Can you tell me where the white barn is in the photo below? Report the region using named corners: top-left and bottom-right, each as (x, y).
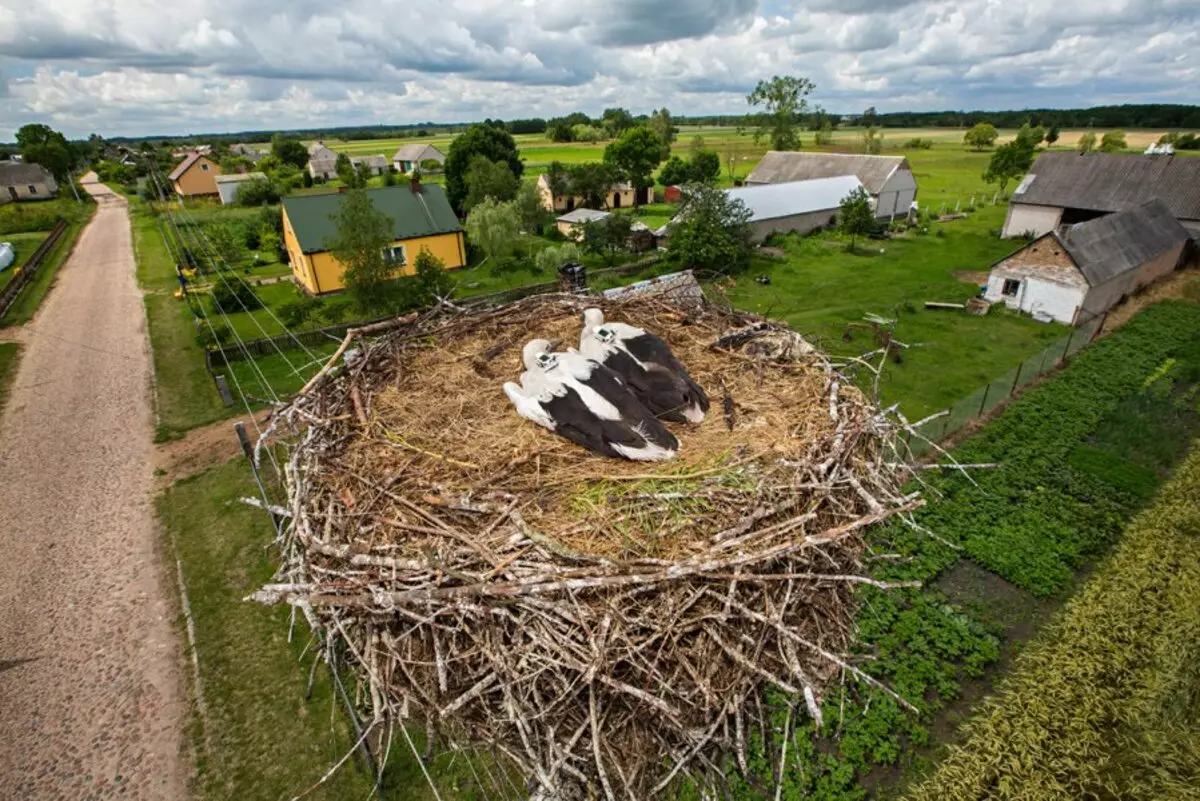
top-left (985, 200), bottom-right (1190, 325)
top-left (726, 176), bottom-right (865, 243)
top-left (745, 152), bottom-right (917, 219)
top-left (215, 172), bottom-right (267, 205)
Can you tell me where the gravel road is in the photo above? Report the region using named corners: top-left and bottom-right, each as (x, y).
top-left (0, 180), bottom-right (187, 798)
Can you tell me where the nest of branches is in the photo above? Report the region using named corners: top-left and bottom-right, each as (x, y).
top-left (253, 286), bottom-right (922, 798)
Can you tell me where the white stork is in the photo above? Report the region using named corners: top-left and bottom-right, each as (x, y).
top-left (503, 339), bottom-right (679, 461)
top-left (579, 308), bottom-right (709, 424)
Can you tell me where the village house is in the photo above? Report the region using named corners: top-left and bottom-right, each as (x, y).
top-left (556, 208), bottom-right (611, 240)
top-left (168, 152), bottom-right (221, 198)
top-left (351, 155), bottom-right (390, 176)
top-left (392, 144), bottom-right (446, 174)
top-left (985, 200), bottom-right (1190, 325)
top-left (215, 172), bottom-right (267, 205)
top-left (745, 152), bottom-right (917, 219)
top-left (230, 143), bottom-right (265, 163)
top-left (725, 176), bottom-right (865, 243)
top-left (281, 178), bottom-right (466, 296)
top-left (307, 142), bottom-right (339, 181)
top-left (0, 162), bottom-right (58, 203)
top-left (1002, 151), bottom-right (1200, 239)
top-left (537, 174), bottom-right (644, 213)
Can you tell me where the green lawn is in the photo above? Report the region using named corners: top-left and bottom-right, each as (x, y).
top-left (0, 342), bottom-right (19, 413)
top-left (0, 232), bottom-right (49, 292)
top-left (724, 205), bottom-right (1065, 418)
top-left (0, 213), bottom-right (94, 327)
top-left (160, 459), bottom-right (488, 800)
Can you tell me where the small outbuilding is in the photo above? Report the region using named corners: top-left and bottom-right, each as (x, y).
top-left (556, 207), bottom-right (610, 240)
top-left (726, 176), bottom-right (865, 243)
top-left (392, 144), bottom-right (445, 174)
top-left (215, 172), bottom-right (268, 205)
top-left (0, 162), bottom-right (58, 203)
top-left (745, 152), bottom-right (916, 219)
top-left (351, 155), bottom-right (390, 176)
top-left (985, 199), bottom-right (1190, 325)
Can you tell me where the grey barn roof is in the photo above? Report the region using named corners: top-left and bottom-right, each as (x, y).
top-left (726, 175), bottom-right (865, 223)
top-left (558, 208), bottom-right (611, 224)
top-left (1058, 199), bottom-right (1190, 286)
top-left (746, 152), bottom-right (908, 194)
top-left (1012, 152), bottom-right (1200, 222)
top-left (0, 161), bottom-right (55, 185)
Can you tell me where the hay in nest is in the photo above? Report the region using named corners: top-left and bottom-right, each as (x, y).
top-left (253, 288), bottom-right (923, 798)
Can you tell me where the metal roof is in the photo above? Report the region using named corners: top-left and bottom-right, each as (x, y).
top-left (1058, 199), bottom-right (1191, 286)
top-left (725, 175), bottom-right (865, 223)
top-left (351, 155), bottom-right (390, 168)
top-left (215, 172), bottom-right (267, 184)
top-left (281, 185), bottom-right (462, 253)
top-left (558, 208), bottom-right (611, 224)
top-left (1012, 152), bottom-right (1200, 221)
top-left (745, 152), bottom-right (908, 194)
top-left (393, 144), bottom-right (445, 162)
top-left (0, 161), bottom-right (55, 185)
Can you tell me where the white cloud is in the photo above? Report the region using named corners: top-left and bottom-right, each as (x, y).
top-left (0, 0), bottom-right (1194, 137)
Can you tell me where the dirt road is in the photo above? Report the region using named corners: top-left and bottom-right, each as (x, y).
top-left (0, 181), bottom-right (187, 798)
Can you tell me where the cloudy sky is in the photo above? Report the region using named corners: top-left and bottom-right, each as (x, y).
top-left (0, 0), bottom-right (1196, 139)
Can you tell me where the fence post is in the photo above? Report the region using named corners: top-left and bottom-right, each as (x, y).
top-left (214, 375), bottom-right (234, 407)
top-left (978, 383), bottom-right (990, 417)
top-left (1010, 361), bottom-right (1023, 398)
top-left (1063, 326), bottom-right (1076, 362)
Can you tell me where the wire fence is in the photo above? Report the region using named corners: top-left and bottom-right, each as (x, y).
top-left (906, 311), bottom-right (1106, 456)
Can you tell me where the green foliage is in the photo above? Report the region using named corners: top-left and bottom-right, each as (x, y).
top-left (659, 150), bottom-right (720, 186)
top-left (278, 294), bottom-right (320, 328)
top-left (464, 197), bottom-right (520, 265)
top-left (747, 75), bottom-right (816, 151)
top-left (1045, 124), bottom-right (1061, 145)
top-left (463, 155), bottom-right (519, 211)
top-left (983, 140), bottom-right (1036, 195)
top-left (319, 301), bottom-right (350, 325)
top-left (904, 137), bottom-right (935, 150)
top-left (838, 186), bottom-right (876, 251)
top-left (601, 107), bottom-right (635, 138)
top-left (209, 275), bottom-right (262, 313)
top-left (235, 177), bottom-right (280, 206)
top-left (514, 181), bottom-right (550, 233)
top-left (412, 247), bottom-right (454, 306)
top-left (603, 126), bottom-right (666, 205)
top-left (444, 124), bottom-right (523, 211)
top-left (17, 123), bottom-right (77, 180)
top-left (814, 117), bottom-right (834, 146)
top-left (270, 134), bottom-right (309, 169)
top-left (860, 127), bottom-right (884, 154)
top-left (194, 321), bottom-right (232, 348)
top-left (658, 157), bottom-right (690, 187)
top-left (1014, 122), bottom-right (1046, 149)
top-left (1078, 130), bottom-right (1097, 153)
top-left (567, 162), bottom-right (621, 209)
top-left (323, 188), bottom-right (397, 314)
top-left (535, 242), bottom-right (582, 274)
top-left (205, 221), bottom-right (248, 266)
top-left (258, 205), bottom-right (283, 238)
top-left (648, 108), bottom-right (675, 156)
top-left (1099, 130), bottom-right (1128, 152)
top-left (667, 182), bottom-right (754, 274)
top-left (963, 122), bottom-right (999, 150)
top-left (580, 214), bottom-right (633, 265)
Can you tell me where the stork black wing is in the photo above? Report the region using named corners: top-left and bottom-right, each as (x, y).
top-left (621, 334), bottom-right (710, 415)
top-left (542, 384), bottom-right (677, 458)
top-left (575, 364), bottom-right (680, 451)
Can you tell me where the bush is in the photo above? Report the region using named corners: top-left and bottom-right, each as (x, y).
top-left (209, 275), bottom-right (262, 313)
top-left (258, 206), bottom-right (283, 238)
top-left (242, 223), bottom-right (261, 251)
top-left (278, 295), bottom-right (319, 328)
top-left (320, 301), bottom-right (350, 325)
top-left (194, 322), bottom-right (232, 348)
top-left (236, 177), bottom-right (281, 206)
top-left (904, 137), bottom-right (934, 149)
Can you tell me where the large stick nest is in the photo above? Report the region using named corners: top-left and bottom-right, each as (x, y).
top-left (253, 285), bottom-right (920, 797)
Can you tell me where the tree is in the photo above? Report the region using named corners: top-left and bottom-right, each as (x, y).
top-left (571, 124), bottom-right (605, 143)
top-left (814, 117), bottom-right (834, 146)
top-left (16, 123), bottom-right (75, 180)
top-left (1045, 124), bottom-right (1061, 146)
top-left (463, 155), bottom-right (519, 211)
top-left (648, 108), bottom-right (675, 157)
top-left (838, 187), bottom-right (876, 252)
top-left (355, 162), bottom-right (373, 187)
top-left (601, 108), bottom-right (635, 138)
top-left (1078, 131), bottom-right (1097, 154)
top-left (568, 162), bottom-right (620, 209)
top-left (412, 247), bottom-right (454, 306)
top-left (963, 122), bottom-right (999, 150)
top-left (206, 222), bottom-right (248, 266)
top-left (1015, 122), bottom-right (1045, 150)
top-left (581, 214), bottom-right (633, 265)
top-left (444, 124), bottom-right (524, 212)
top-left (546, 119), bottom-right (574, 143)
top-left (689, 150), bottom-right (721, 184)
top-left (658, 157), bottom-right (690, 187)
top-left (747, 75), bottom-right (815, 151)
top-left (324, 188), bottom-right (398, 314)
top-left (861, 106), bottom-right (878, 126)
top-left (604, 127), bottom-right (665, 208)
top-left (335, 153), bottom-right (357, 186)
top-left (535, 242), bottom-right (582, 274)
top-left (1099, 130), bottom-right (1127, 152)
top-left (464, 197), bottom-right (520, 266)
top-left (860, 127), bottom-right (884, 154)
top-left (983, 141), bottom-right (1036, 196)
top-left (271, 134), bottom-right (309, 169)
top-left (545, 160), bottom-right (571, 199)
top-left (236, 177), bottom-right (280, 206)
top-left (514, 181), bottom-right (550, 233)
top-left (210, 276), bottom-right (261, 313)
top-left (667, 183), bottom-right (754, 274)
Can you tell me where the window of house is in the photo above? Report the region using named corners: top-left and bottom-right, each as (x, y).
top-left (382, 245), bottom-right (407, 266)
top-left (27, 185), bottom-right (37, 195)
top-left (200, 163), bottom-right (209, 171)
top-left (1002, 278), bottom-right (1021, 297)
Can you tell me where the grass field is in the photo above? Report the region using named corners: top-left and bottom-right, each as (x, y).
top-left (0, 215), bottom-right (94, 327)
top-left (0, 231), bottom-right (50, 292)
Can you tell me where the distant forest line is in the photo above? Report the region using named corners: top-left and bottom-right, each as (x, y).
top-left (32, 103), bottom-right (1200, 147)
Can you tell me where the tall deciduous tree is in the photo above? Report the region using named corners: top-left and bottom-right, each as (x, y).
top-left (838, 187), bottom-right (876, 252)
top-left (271, 134), bottom-right (310, 169)
top-left (16, 123), bottom-right (76, 180)
top-left (463, 155), bottom-right (519, 211)
top-left (983, 141), bottom-right (1037, 196)
top-left (445, 125), bottom-right (524, 212)
top-left (860, 127), bottom-right (884, 155)
top-left (324, 188), bottom-right (398, 314)
top-left (747, 75), bottom-right (815, 151)
top-left (464, 197), bottom-right (520, 266)
top-left (1045, 124), bottom-right (1061, 146)
top-left (963, 122), bottom-right (999, 150)
top-left (581, 214), bottom-right (633, 265)
top-left (668, 183), bottom-right (754, 273)
top-left (568, 162), bottom-right (620, 209)
top-left (601, 108), bottom-right (635, 138)
top-left (514, 181), bottom-right (550, 233)
top-left (1015, 122), bottom-right (1046, 150)
top-left (1099, 130), bottom-right (1127, 152)
top-left (604, 127), bottom-right (665, 208)
top-left (648, 108), bottom-right (675, 157)
top-left (1078, 131), bottom-right (1097, 153)
top-left (412, 247), bottom-right (454, 306)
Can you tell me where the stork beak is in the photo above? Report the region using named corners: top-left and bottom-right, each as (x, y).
top-left (546, 338), bottom-right (563, 351)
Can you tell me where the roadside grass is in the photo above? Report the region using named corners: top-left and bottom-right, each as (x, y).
top-left (0, 342), bottom-right (19, 413)
top-left (224, 342), bottom-right (339, 401)
top-left (0, 195), bottom-right (92, 233)
top-left (723, 205), bottom-right (1063, 418)
top-left (0, 231), bottom-right (51, 291)
top-left (0, 213), bottom-right (95, 327)
top-left (161, 459), bottom-right (489, 800)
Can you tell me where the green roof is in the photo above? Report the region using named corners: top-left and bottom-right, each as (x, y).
top-left (282, 185), bottom-right (462, 253)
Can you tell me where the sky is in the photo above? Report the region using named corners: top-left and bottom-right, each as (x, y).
top-left (0, 0), bottom-right (1196, 140)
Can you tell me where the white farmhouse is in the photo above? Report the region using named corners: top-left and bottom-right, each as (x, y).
top-left (745, 152), bottom-right (916, 219)
top-left (985, 199), bottom-right (1190, 325)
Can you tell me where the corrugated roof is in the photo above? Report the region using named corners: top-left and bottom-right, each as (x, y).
top-left (393, 144), bottom-right (445, 162)
top-left (281, 185), bottom-right (462, 253)
top-left (558, 208), bottom-right (611, 224)
top-left (1013, 152), bottom-right (1200, 221)
top-left (1058, 199), bottom-right (1190, 286)
top-left (351, 155), bottom-right (390, 168)
top-left (215, 172), bottom-right (267, 184)
top-left (168, 152), bottom-right (208, 181)
top-left (0, 161), bottom-right (55, 185)
top-left (746, 152), bottom-right (908, 194)
top-left (725, 176), bottom-right (865, 223)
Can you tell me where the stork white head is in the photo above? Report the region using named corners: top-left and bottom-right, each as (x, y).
top-left (582, 308), bottom-right (605, 334)
top-left (522, 338), bottom-right (556, 371)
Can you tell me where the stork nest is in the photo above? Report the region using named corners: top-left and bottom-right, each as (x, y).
top-left (253, 288), bottom-right (922, 798)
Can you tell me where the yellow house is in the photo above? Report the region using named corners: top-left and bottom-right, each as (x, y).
top-left (536, 173), bottom-right (641, 213)
top-left (281, 182), bottom-right (466, 296)
top-left (169, 152), bottom-right (221, 197)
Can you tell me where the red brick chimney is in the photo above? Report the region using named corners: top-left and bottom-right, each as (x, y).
top-left (409, 174), bottom-right (422, 194)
